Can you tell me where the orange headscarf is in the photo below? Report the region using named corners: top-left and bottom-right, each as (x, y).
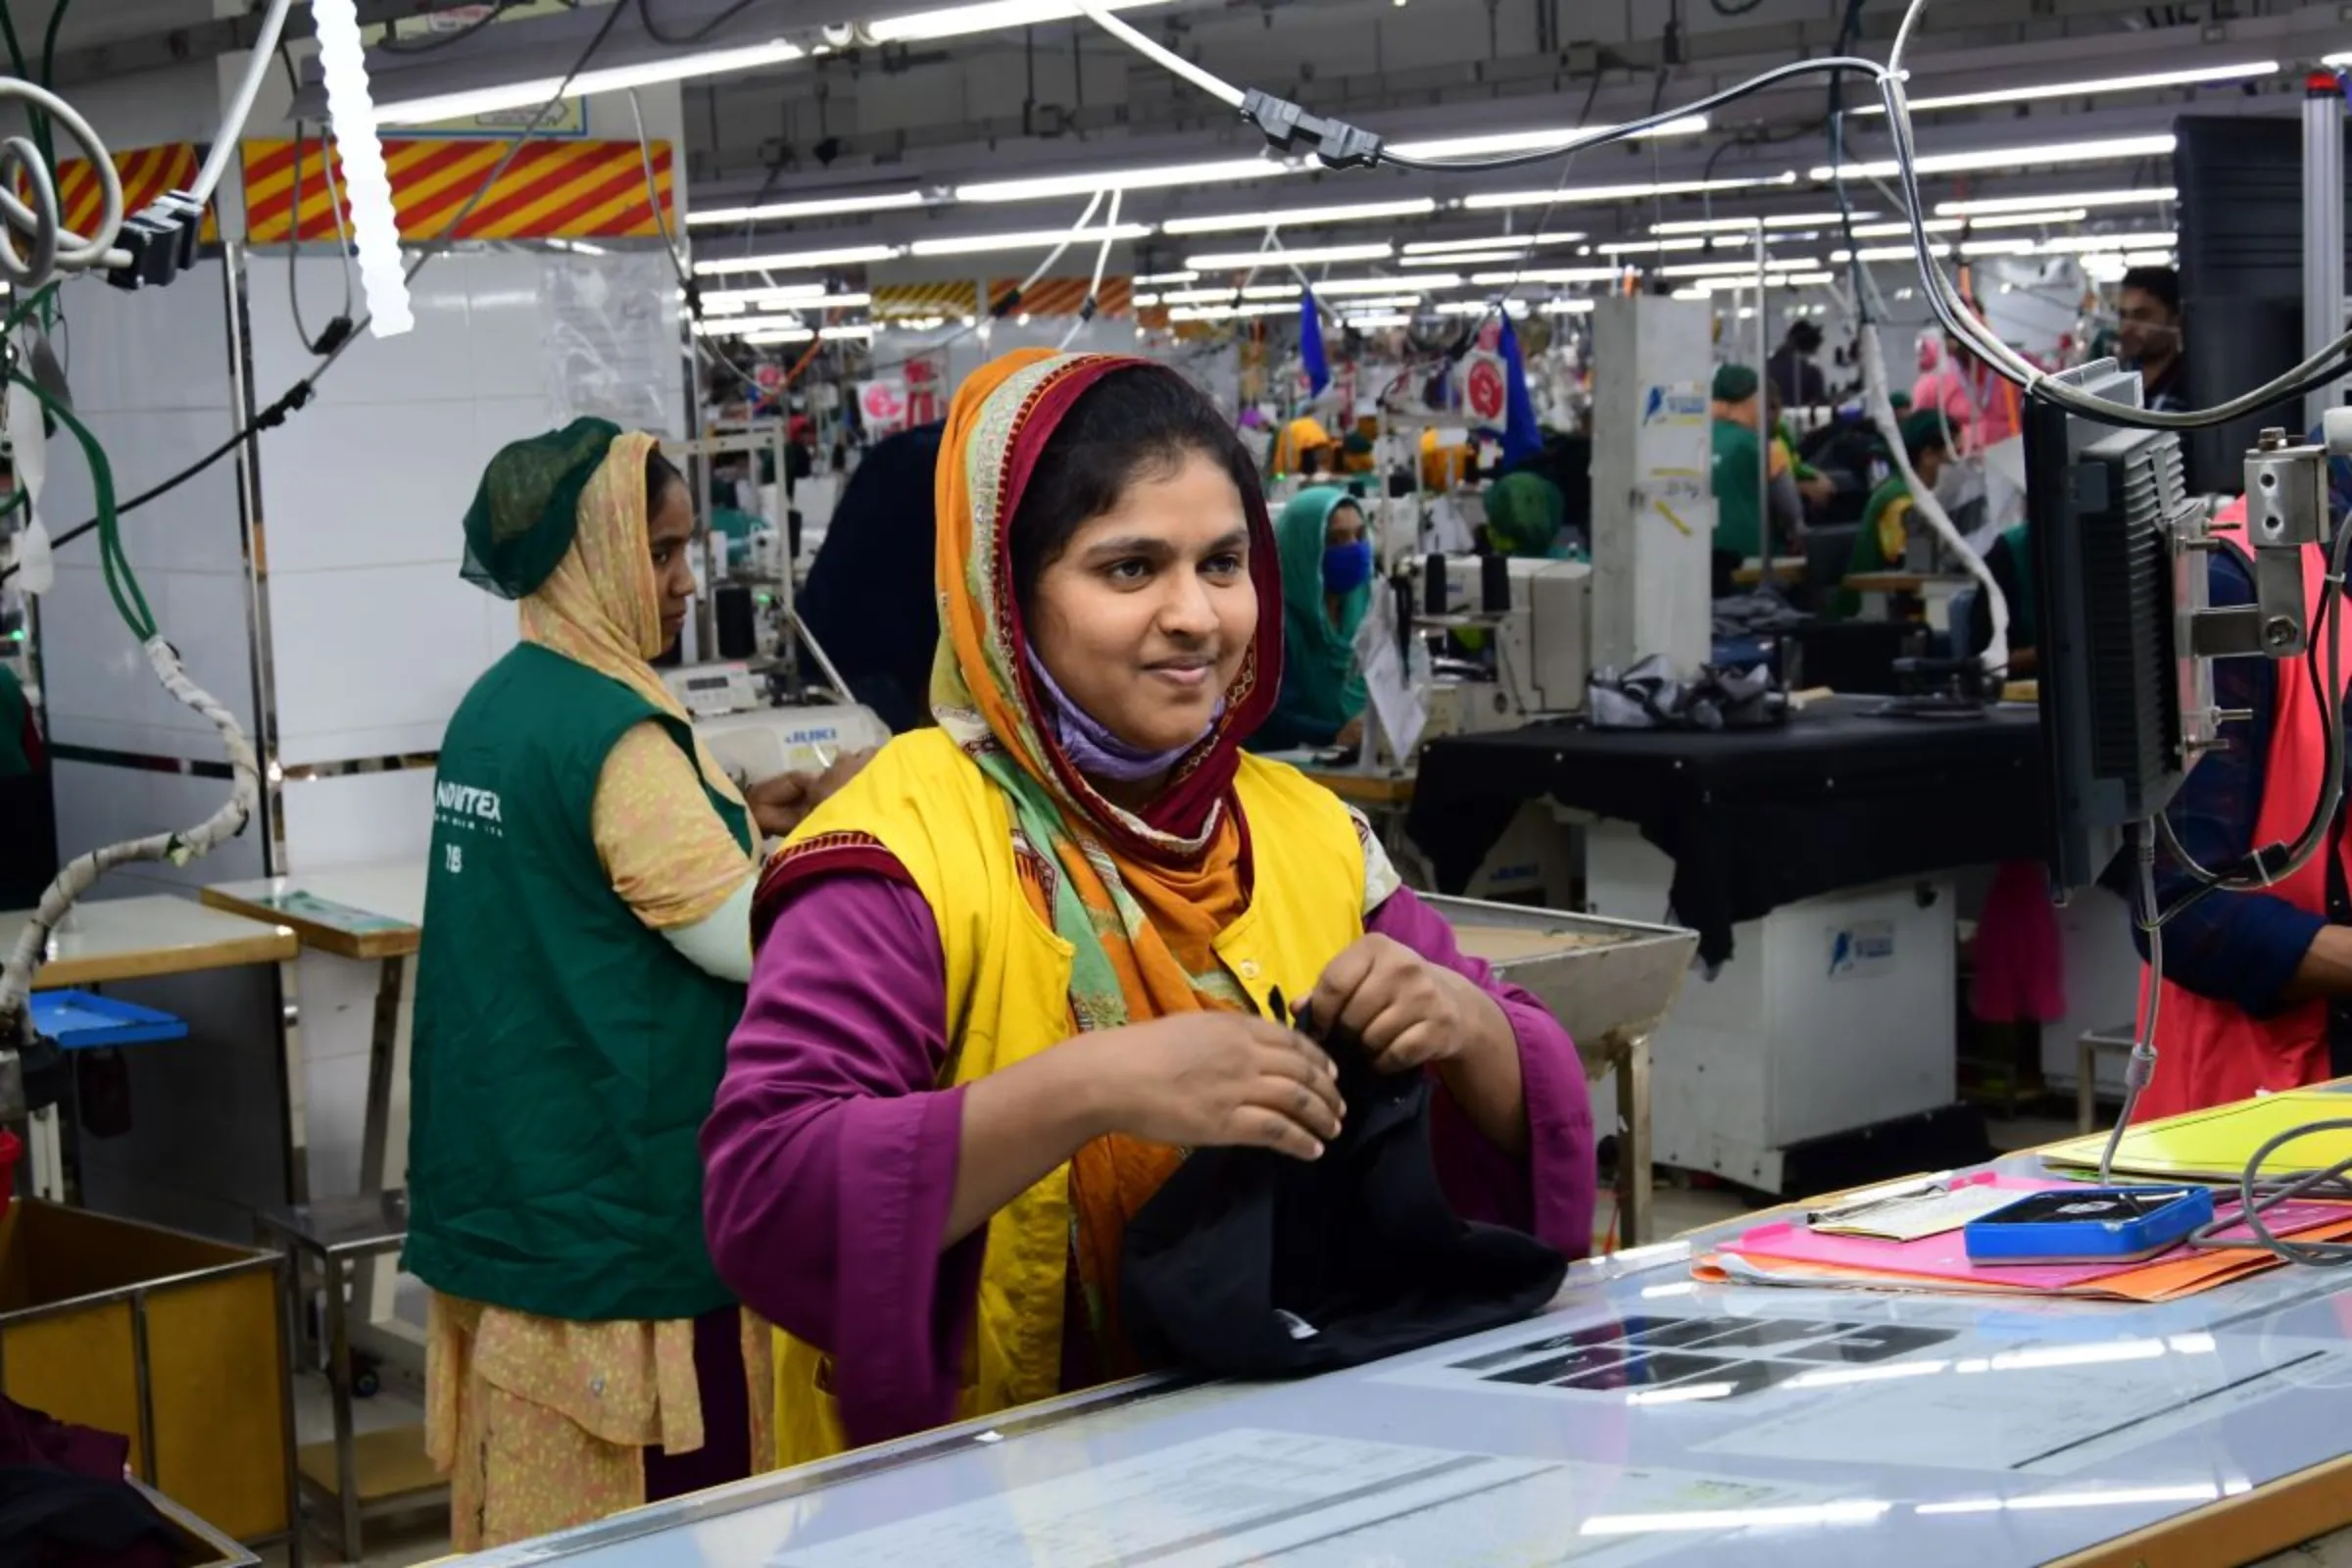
top-left (930, 349), bottom-right (1288, 1372)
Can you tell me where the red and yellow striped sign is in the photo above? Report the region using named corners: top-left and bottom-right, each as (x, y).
top-left (871, 281), bottom-right (980, 318)
top-left (988, 276), bottom-right (1132, 317)
top-left (241, 136), bottom-right (673, 244)
top-left (20, 143), bottom-right (219, 244)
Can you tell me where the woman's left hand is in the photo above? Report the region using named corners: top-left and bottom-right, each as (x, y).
top-left (1302, 934), bottom-right (1509, 1076)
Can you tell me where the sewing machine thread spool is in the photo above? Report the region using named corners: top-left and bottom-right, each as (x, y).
top-left (1481, 554), bottom-right (1510, 614)
top-left (1424, 554), bottom-right (1448, 614)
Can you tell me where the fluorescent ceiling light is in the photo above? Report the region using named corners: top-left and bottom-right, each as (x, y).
top-left (1309, 274), bottom-right (1440, 295)
top-left (1813, 133), bottom-right (2176, 181)
top-left (695, 244), bottom-right (902, 275)
top-left (1466, 172), bottom-right (1798, 210)
top-left (1327, 295), bottom-right (1423, 311)
top-left (687, 190), bottom-right (927, 227)
top-left (2034, 230), bottom-right (2177, 252)
top-left (1542, 299), bottom-right (1595, 314)
top-left (1341, 313), bottom-right (1414, 327)
top-left (1653, 212), bottom-right (1864, 233)
top-left (1169, 301), bottom-right (1295, 320)
top-left (1401, 251), bottom-right (1521, 268)
top-left (1187, 242), bottom-right (1393, 269)
top-left (1657, 257), bottom-right (1824, 277)
top-left (1403, 236), bottom-right (1532, 254)
top-left (376, 38), bottom-right (805, 125)
top-left (869, 0), bottom-right (1170, 42)
top-left (696, 311), bottom-right (814, 336)
top-left (956, 158), bottom-right (1288, 203)
top-left (1434, 299), bottom-right (1522, 316)
top-left (745, 322), bottom-right (877, 344)
top-left (1470, 267), bottom-right (1623, 285)
top-left (1386, 114), bottom-right (1710, 163)
top-left (1595, 237), bottom-right (1705, 256)
top-left (703, 285), bottom-right (871, 312)
top-left (2328, 52), bottom-right (2352, 69)
top-left (1135, 269), bottom-right (1199, 284)
top-left (1848, 212), bottom-right (2087, 236)
top-left (1160, 197), bottom-right (1437, 235)
top-left (1856, 61), bottom-right (2277, 115)
top-left (1938, 187), bottom-right (2176, 216)
top-left (911, 223), bottom-right (1152, 256)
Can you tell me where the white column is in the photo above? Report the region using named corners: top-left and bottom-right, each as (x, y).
top-left (1591, 296), bottom-right (1715, 675)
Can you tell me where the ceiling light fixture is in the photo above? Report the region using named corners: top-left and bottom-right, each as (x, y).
top-left (1652, 212), bottom-right (1869, 234)
top-left (1187, 241), bottom-right (1393, 269)
top-left (703, 288), bottom-right (873, 315)
top-left (2033, 230), bottom-right (2178, 253)
top-left (1400, 251), bottom-right (1522, 268)
top-left (956, 158), bottom-right (1289, 203)
top-left (1469, 267), bottom-right (1625, 285)
top-left (1306, 274), bottom-right (1446, 295)
top-left (1812, 133), bottom-right (2177, 181)
top-left (868, 0), bottom-right (1170, 41)
top-left (1467, 172), bottom-right (1799, 211)
top-left (1854, 61), bottom-right (2277, 115)
top-left (1401, 236), bottom-right (1533, 255)
top-left (1160, 197), bottom-right (1438, 235)
top-left (1386, 114), bottom-right (1710, 163)
top-left (693, 243), bottom-right (903, 275)
top-left (910, 223), bottom-right (1152, 256)
top-left (1656, 257), bottom-right (1825, 277)
top-left (1937, 187), bottom-right (2177, 216)
top-left (1343, 312), bottom-right (1414, 327)
top-left (687, 190), bottom-right (928, 227)
top-left (1595, 237), bottom-right (1707, 256)
top-left (375, 37), bottom-right (806, 125)
top-left (1135, 269), bottom-right (1200, 284)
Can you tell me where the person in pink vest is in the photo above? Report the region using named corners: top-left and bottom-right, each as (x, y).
top-left (2124, 488), bottom-right (2351, 1119)
top-left (1911, 333), bottom-right (2022, 451)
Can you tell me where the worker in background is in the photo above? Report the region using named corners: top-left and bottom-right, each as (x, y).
top-left (1768, 385), bottom-right (1837, 519)
top-left (1482, 470), bottom-right (1572, 560)
top-left (1766, 319), bottom-right (1828, 408)
top-left (2123, 426), bottom-right (2352, 1118)
top-left (1420, 425), bottom-right (1478, 492)
top-left (1913, 333), bottom-right (2021, 450)
top-left (405, 421), bottom-right (867, 1550)
top-left (1831, 411), bottom-right (1952, 619)
top-left (1710, 365), bottom-right (1804, 574)
top-left (702, 350), bottom-right (1592, 1461)
top-left (798, 420), bottom-right (946, 734)
top-left (1272, 412), bottom-right (1333, 475)
top-left (1253, 486), bottom-right (1372, 754)
top-left (2118, 265), bottom-right (2188, 413)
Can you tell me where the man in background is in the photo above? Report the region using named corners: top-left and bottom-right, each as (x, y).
top-left (1767, 320), bottom-right (1828, 408)
top-left (2118, 265), bottom-right (2187, 413)
top-left (797, 421), bottom-right (944, 735)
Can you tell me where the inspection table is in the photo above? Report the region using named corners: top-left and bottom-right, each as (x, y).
top-left (425, 1127), bottom-right (2352, 1568)
top-left (0, 895), bottom-right (300, 1200)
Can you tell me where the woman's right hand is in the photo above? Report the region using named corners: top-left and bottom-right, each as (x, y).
top-left (1085, 1014), bottom-right (1345, 1161)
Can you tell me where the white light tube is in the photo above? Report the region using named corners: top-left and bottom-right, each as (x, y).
top-left (376, 38), bottom-right (805, 126)
top-left (869, 0), bottom-right (1171, 44)
top-left (1811, 133), bottom-right (2177, 181)
top-left (1466, 172), bottom-right (1799, 210)
top-left (1386, 114), bottom-right (1710, 162)
top-left (1852, 61), bottom-right (2276, 115)
top-left (1186, 241), bottom-right (1393, 269)
top-left (313, 0), bottom-right (411, 335)
top-left (694, 244), bottom-right (903, 274)
top-left (1160, 197), bottom-right (1437, 234)
top-left (910, 223), bottom-right (1151, 256)
top-left (956, 158), bottom-right (1288, 203)
top-left (687, 190), bottom-right (928, 226)
top-left (1938, 187), bottom-right (2177, 216)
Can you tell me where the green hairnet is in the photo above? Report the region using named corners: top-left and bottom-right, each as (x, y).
top-left (462, 417), bottom-right (623, 599)
top-left (1712, 364), bottom-right (1759, 404)
top-left (1899, 409), bottom-right (1951, 459)
top-left (1342, 430), bottom-right (1375, 455)
top-left (1483, 471), bottom-right (1568, 558)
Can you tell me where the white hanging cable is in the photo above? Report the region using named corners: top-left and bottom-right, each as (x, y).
top-left (312, 0), bottom-right (414, 337)
top-left (0, 80), bottom-right (124, 285)
top-left (1060, 188), bottom-right (1124, 350)
top-left (1069, 0), bottom-right (1245, 110)
top-left (1858, 323), bottom-right (2009, 674)
top-left (190, 0), bottom-right (297, 205)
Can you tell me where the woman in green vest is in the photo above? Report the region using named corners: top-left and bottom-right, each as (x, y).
top-left (405, 421), bottom-right (857, 1550)
top-left (1830, 410), bottom-right (1952, 619)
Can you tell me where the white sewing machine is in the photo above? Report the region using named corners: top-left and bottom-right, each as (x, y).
top-left (662, 662), bottom-right (891, 787)
top-left (1415, 555), bottom-right (1593, 740)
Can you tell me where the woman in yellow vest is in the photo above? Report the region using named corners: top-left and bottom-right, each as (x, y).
top-left (701, 350), bottom-right (1594, 1462)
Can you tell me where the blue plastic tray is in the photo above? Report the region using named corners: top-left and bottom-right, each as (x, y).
top-left (28, 989), bottom-right (191, 1050)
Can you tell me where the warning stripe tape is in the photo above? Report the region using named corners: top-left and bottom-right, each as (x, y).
top-left (987, 276), bottom-right (1133, 317)
top-left (871, 281), bottom-right (980, 318)
top-left (18, 143), bottom-right (219, 244)
top-left (240, 137), bottom-right (672, 244)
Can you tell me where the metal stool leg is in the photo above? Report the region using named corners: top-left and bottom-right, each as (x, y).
top-left (326, 1258), bottom-right (362, 1563)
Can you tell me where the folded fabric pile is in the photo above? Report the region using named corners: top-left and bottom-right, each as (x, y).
top-left (1588, 655), bottom-right (1787, 732)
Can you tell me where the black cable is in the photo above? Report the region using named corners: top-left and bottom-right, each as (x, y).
top-left (1710, 0), bottom-right (1766, 12)
top-left (638, 0), bottom-right (765, 46)
top-left (0, 0), bottom-right (629, 587)
top-left (375, 0), bottom-right (516, 54)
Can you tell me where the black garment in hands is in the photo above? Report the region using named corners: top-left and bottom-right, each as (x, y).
top-left (1120, 1041), bottom-right (1567, 1377)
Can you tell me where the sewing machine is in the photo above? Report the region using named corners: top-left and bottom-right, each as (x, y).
top-left (1415, 555), bottom-right (1593, 738)
top-left (662, 662), bottom-right (890, 787)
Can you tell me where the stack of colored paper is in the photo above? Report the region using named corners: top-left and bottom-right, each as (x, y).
top-left (2039, 1091), bottom-right (2352, 1183)
top-left (1695, 1174), bottom-right (2352, 1301)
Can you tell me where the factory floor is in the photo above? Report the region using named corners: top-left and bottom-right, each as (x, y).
top-left (256, 1114), bottom-right (2350, 1568)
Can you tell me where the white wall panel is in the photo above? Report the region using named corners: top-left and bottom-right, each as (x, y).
top-left (279, 769), bottom-right (436, 871)
top-left (49, 760), bottom-right (268, 893)
top-left (267, 565), bottom-right (509, 765)
top-left (41, 565), bottom-right (259, 753)
top-left (259, 398), bottom-right (514, 574)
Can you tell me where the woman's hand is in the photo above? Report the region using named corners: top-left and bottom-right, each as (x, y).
top-left (743, 751), bottom-right (875, 838)
top-left (1088, 1013), bottom-right (1345, 1161)
top-left (1334, 713), bottom-right (1365, 750)
top-left (1303, 934), bottom-right (1509, 1076)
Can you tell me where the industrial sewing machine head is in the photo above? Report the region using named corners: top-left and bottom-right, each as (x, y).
top-left (1409, 552), bottom-right (1594, 742)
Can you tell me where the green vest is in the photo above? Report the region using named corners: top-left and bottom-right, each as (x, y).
top-left (1711, 419), bottom-right (1765, 558)
top-left (1831, 475), bottom-right (1912, 620)
top-left (405, 644), bottom-right (751, 1323)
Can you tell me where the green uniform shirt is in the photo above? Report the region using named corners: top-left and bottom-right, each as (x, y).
top-left (405, 644), bottom-right (751, 1323)
top-left (1831, 474), bottom-right (1914, 620)
top-left (1712, 418), bottom-right (1766, 558)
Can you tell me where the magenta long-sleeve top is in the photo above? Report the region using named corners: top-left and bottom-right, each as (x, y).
top-left (702, 872), bottom-right (1595, 1448)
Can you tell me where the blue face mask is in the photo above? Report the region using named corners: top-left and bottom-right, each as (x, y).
top-left (1322, 539), bottom-right (1374, 594)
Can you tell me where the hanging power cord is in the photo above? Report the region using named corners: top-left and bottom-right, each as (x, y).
top-left (1059, 188), bottom-right (1124, 350)
top-left (0, 0), bottom-right (631, 588)
top-left (624, 86), bottom-right (771, 391)
top-left (285, 116), bottom-right (358, 356)
top-left (0, 77), bottom-right (123, 287)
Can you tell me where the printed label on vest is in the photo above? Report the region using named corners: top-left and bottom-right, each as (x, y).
top-left (435, 779), bottom-right (507, 841)
top-left (1827, 920), bottom-right (1895, 981)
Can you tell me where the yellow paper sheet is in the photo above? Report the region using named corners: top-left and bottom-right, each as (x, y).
top-left (2041, 1091), bottom-right (2352, 1182)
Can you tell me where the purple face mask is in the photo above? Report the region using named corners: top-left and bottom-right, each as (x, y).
top-left (1027, 653), bottom-right (1223, 785)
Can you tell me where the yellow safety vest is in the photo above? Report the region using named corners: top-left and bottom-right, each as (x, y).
top-left (770, 728), bottom-right (1366, 1464)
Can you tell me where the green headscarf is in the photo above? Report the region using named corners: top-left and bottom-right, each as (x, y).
top-left (1483, 471), bottom-right (1568, 559)
top-left (1257, 486), bottom-right (1369, 752)
top-left (461, 416), bottom-right (622, 600)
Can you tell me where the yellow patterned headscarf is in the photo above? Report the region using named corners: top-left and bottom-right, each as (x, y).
top-left (513, 429), bottom-right (743, 806)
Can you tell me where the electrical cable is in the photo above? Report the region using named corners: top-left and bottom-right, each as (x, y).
top-left (0, 77), bottom-right (123, 285)
top-left (624, 86), bottom-right (770, 392)
top-left (1059, 187), bottom-right (1123, 351)
top-left (638, 0), bottom-right (765, 47)
top-left (285, 119), bottom-right (358, 357)
top-left (2098, 824), bottom-right (2163, 1183)
top-left (0, 0), bottom-right (631, 587)
top-left (190, 0), bottom-right (296, 207)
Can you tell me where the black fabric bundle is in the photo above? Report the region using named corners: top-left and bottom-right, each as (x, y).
top-left (1121, 1041), bottom-right (1567, 1377)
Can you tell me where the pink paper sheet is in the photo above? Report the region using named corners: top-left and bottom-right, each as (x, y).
top-left (1724, 1172), bottom-right (2352, 1292)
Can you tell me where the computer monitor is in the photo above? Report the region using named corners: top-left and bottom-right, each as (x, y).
top-left (2024, 360), bottom-right (2211, 893)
